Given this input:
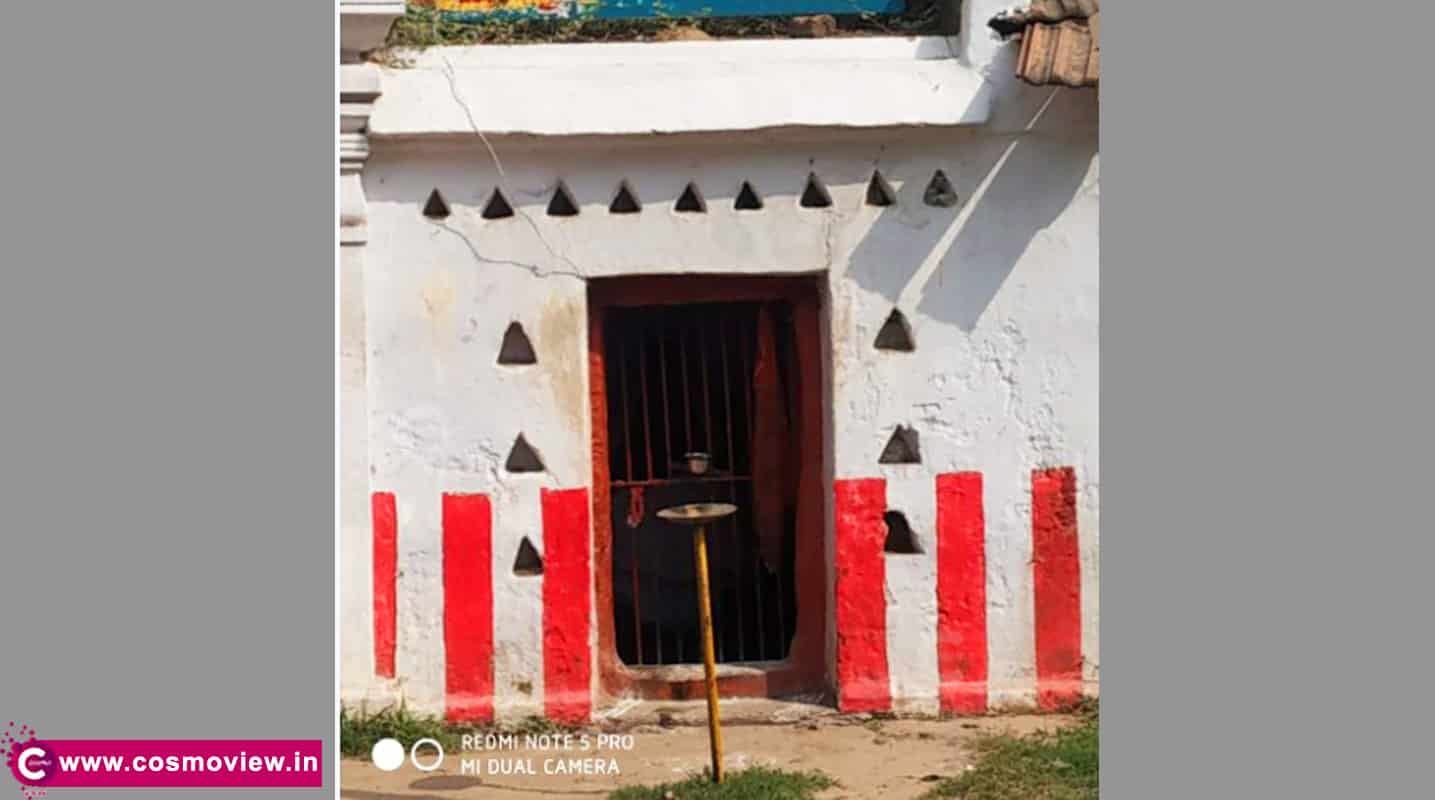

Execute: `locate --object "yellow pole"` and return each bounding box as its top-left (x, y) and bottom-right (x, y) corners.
top-left (692, 524), bottom-right (724, 783)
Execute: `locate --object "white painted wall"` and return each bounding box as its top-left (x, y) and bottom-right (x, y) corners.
top-left (883, 475), bottom-right (940, 714)
top-left (340, 244), bottom-right (386, 711)
top-left (340, 39), bottom-right (1099, 717)
top-left (369, 38), bottom-right (991, 138)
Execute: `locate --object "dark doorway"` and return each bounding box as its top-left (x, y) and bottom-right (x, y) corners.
top-left (589, 275), bottom-right (828, 702)
top-left (604, 301), bottom-right (800, 667)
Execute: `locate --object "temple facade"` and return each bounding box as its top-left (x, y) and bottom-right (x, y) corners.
top-left (339, 0), bottom-right (1099, 722)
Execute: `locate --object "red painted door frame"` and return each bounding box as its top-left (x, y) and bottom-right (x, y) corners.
top-left (588, 275), bottom-right (829, 702)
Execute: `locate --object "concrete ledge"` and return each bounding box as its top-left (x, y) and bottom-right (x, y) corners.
top-left (369, 37), bottom-right (993, 139)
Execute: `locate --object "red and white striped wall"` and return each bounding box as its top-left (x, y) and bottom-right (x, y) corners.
top-left (371, 466), bottom-right (1090, 720)
top-left (835, 466), bottom-right (1092, 714)
top-left (371, 486), bottom-right (593, 724)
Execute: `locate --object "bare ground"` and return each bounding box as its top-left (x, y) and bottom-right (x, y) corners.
top-left (341, 702), bottom-right (1077, 800)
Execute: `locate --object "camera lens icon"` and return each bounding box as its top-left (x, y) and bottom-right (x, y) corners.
top-left (409, 738), bottom-right (444, 772)
top-left (370, 737), bottom-right (444, 772)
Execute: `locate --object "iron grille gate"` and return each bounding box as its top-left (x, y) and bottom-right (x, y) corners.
top-left (605, 301), bottom-right (799, 668)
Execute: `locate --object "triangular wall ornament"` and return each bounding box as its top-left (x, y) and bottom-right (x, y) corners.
top-left (800, 172), bottom-right (833, 208)
top-left (923, 169), bottom-right (959, 207)
top-left (610, 181), bottom-right (641, 214)
top-left (505, 434), bottom-right (546, 473)
top-left (883, 511), bottom-right (924, 554)
top-left (734, 181), bottom-right (764, 210)
top-left (482, 188), bottom-right (515, 219)
top-left (675, 182), bottom-right (706, 213)
top-left (422, 189), bottom-right (451, 219)
top-left (547, 182), bottom-right (579, 216)
top-left (878, 425), bottom-right (921, 465)
top-left (866, 171), bottom-right (896, 207)
top-left (874, 308), bottom-right (916, 352)
top-left (497, 322), bottom-right (537, 365)
top-left (513, 537), bottom-right (544, 576)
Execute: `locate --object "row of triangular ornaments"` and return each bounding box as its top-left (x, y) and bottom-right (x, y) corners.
top-left (422, 170), bottom-right (959, 220)
top-left (456, 173), bottom-right (931, 360)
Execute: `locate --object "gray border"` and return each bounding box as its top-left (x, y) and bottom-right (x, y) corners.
top-left (1106, 2), bottom-right (1433, 797)
top-left (0, 1), bottom-right (335, 796)
top-left (5, 0), bottom-right (1433, 797)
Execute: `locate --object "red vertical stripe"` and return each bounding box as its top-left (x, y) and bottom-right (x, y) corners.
top-left (937, 472), bottom-right (987, 714)
top-left (834, 478), bottom-right (891, 712)
top-left (1033, 467), bottom-right (1082, 710)
top-left (542, 487), bottom-right (592, 723)
top-left (444, 493), bottom-right (494, 723)
top-left (372, 492), bottom-right (397, 679)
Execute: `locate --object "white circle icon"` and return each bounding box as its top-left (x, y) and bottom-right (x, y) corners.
top-left (371, 738), bottom-right (405, 772)
top-left (410, 738), bottom-right (444, 772)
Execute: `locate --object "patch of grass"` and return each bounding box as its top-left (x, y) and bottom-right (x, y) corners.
top-left (339, 706), bottom-right (581, 758)
top-left (340, 707), bottom-right (466, 758)
top-left (922, 706), bottom-right (1098, 800)
top-left (609, 767), bottom-right (835, 800)
top-left (506, 714), bottom-right (577, 737)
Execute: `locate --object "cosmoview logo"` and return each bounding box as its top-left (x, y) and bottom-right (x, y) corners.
top-left (370, 738), bottom-right (443, 773)
top-left (4, 722), bottom-right (52, 799)
top-left (5, 726), bottom-right (322, 794)
top-left (15, 746), bottom-right (54, 783)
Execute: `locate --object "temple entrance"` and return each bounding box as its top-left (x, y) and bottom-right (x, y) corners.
top-left (589, 276), bottom-right (828, 701)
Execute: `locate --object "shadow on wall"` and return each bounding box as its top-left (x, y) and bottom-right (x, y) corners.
top-left (846, 75), bottom-right (1098, 333)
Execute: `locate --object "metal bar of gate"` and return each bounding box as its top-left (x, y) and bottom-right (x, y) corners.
top-left (637, 337), bottom-right (655, 482)
top-left (680, 323), bottom-right (693, 459)
top-left (768, 313), bottom-right (787, 656)
top-left (641, 333), bottom-right (662, 666)
top-left (659, 324), bottom-right (674, 481)
top-left (617, 333), bottom-right (644, 665)
top-left (618, 335), bottom-right (634, 483)
top-left (699, 322), bottom-right (714, 459)
top-left (719, 315), bottom-right (745, 661)
top-left (750, 312), bottom-right (767, 661)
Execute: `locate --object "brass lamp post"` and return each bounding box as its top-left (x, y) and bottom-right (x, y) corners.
top-left (656, 499), bottom-right (738, 784)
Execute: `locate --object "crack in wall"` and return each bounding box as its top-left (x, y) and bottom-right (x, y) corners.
top-left (438, 56), bottom-right (587, 280)
top-left (434, 221), bottom-right (585, 282)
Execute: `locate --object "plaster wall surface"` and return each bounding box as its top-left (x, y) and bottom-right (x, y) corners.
top-left (369, 37), bottom-right (992, 137)
top-left (341, 45), bottom-right (1098, 717)
top-left (883, 475), bottom-right (940, 713)
top-left (341, 245), bottom-right (385, 709)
